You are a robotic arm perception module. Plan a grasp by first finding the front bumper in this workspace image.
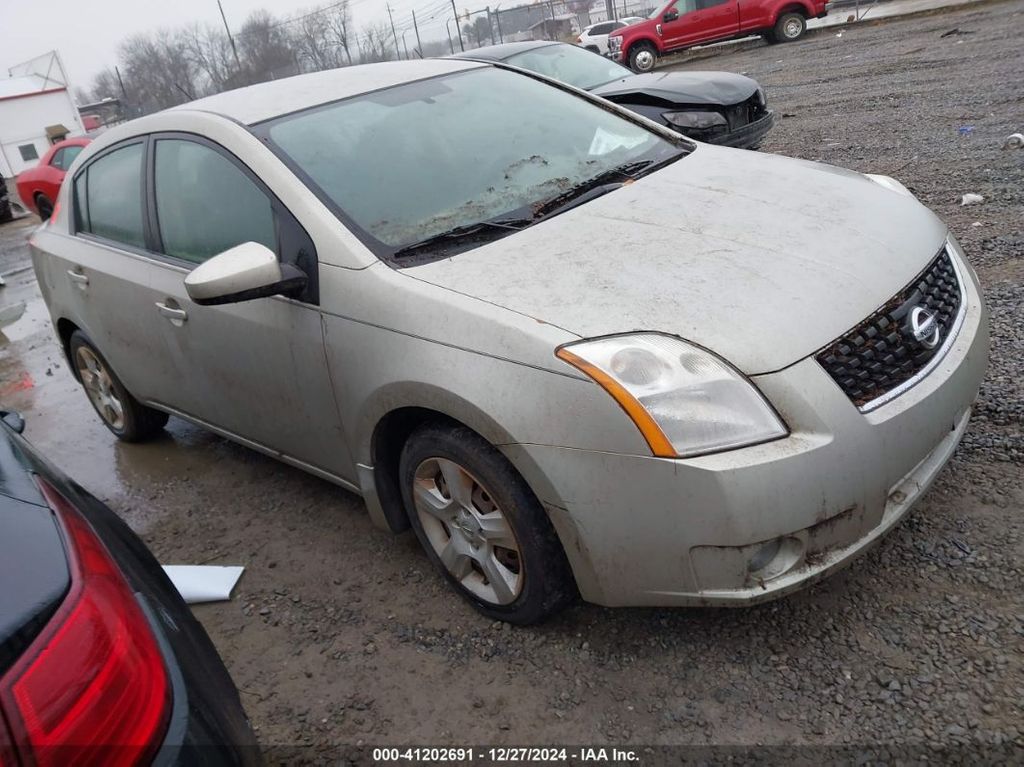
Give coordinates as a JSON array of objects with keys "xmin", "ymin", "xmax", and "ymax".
[
  {"xmin": 501, "ymin": 251, "xmax": 989, "ymax": 607},
  {"xmin": 707, "ymin": 110, "xmax": 775, "ymax": 149}
]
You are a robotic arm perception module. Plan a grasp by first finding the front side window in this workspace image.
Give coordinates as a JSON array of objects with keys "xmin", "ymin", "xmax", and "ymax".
[
  {"xmin": 154, "ymin": 139, "xmax": 276, "ymax": 264},
  {"xmin": 505, "ymin": 44, "xmax": 630, "ymax": 90},
  {"xmin": 264, "ymin": 67, "xmax": 684, "ymax": 260},
  {"xmin": 78, "ymin": 143, "xmax": 145, "ymax": 248}
]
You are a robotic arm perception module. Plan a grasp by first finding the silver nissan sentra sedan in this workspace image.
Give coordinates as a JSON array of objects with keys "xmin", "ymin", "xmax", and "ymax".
[{"xmin": 30, "ymin": 59, "xmax": 988, "ymax": 624}]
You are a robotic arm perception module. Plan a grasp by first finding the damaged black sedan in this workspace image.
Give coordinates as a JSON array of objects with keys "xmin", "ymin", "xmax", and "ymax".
[{"xmin": 453, "ymin": 41, "xmax": 773, "ymax": 149}]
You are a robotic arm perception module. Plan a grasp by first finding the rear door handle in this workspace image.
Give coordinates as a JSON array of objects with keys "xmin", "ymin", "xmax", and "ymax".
[
  {"xmin": 67, "ymin": 269, "xmax": 88, "ymax": 287},
  {"xmin": 155, "ymin": 302, "xmax": 188, "ymax": 324}
]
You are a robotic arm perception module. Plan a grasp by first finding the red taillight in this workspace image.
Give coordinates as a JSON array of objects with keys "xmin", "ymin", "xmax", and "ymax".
[
  {"xmin": 576, "ymin": 35, "xmax": 583, "ymax": 42},
  {"xmin": 0, "ymin": 478, "xmax": 171, "ymax": 767}
]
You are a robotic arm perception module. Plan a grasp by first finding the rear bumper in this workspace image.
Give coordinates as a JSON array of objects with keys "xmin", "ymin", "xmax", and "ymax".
[{"xmin": 502, "ymin": 249, "xmax": 989, "ymax": 607}]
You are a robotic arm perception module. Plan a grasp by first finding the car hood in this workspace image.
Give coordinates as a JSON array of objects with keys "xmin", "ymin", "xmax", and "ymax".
[
  {"xmin": 406, "ymin": 145, "xmax": 949, "ymax": 375},
  {"xmin": 590, "ymin": 70, "xmax": 759, "ymax": 106}
]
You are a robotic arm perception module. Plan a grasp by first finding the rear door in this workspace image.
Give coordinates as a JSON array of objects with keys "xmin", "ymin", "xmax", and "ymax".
[
  {"xmin": 144, "ymin": 134, "xmax": 354, "ymax": 481},
  {"xmin": 54, "ymin": 140, "xmax": 176, "ymax": 405}
]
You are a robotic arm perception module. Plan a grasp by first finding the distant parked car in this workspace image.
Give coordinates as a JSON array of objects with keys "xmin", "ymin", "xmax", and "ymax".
[
  {"xmin": 16, "ymin": 137, "xmax": 91, "ymax": 220},
  {"xmin": 456, "ymin": 41, "xmax": 773, "ymax": 148},
  {"xmin": 609, "ymin": 0, "xmax": 828, "ymax": 72},
  {"xmin": 575, "ymin": 17, "xmax": 645, "ymax": 54},
  {"xmin": 0, "ymin": 411, "xmax": 260, "ymax": 763}
]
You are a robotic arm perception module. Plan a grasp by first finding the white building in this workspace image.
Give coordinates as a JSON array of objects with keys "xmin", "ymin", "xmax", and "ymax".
[{"xmin": 0, "ymin": 52, "xmax": 84, "ymax": 178}]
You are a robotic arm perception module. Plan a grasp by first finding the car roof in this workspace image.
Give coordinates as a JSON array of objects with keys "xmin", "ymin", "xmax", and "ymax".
[
  {"xmin": 450, "ymin": 40, "xmax": 561, "ymax": 62},
  {"xmin": 172, "ymin": 58, "xmax": 486, "ymax": 126}
]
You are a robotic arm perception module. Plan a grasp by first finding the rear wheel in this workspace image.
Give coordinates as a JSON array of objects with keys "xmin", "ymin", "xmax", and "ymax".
[
  {"xmin": 69, "ymin": 331, "xmax": 169, "ymax": 442},
  {"xmin": 628, "ymin": 41, "xmax": 657, "ymax": 73},
  {"xmin": 400, "ymin": 422, "xmax": 575, "ymax": 624},
  {"xmin": 35, "ymin": 194, "xmax": 54, "ymax": 221},
  {"xmin": 771, "ymin": 12, "xmax": 806, "ymax": 42}
]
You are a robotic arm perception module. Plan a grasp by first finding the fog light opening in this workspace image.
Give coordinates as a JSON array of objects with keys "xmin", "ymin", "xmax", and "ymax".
[{"xmin": 747, "ymin": 536, "xmax": 803, "ymax": 584}]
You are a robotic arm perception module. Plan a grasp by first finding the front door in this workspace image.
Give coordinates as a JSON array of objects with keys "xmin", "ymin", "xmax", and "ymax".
[{"xmin": 144, "ymin": 135, "xmax": 355, "ymax": 482}]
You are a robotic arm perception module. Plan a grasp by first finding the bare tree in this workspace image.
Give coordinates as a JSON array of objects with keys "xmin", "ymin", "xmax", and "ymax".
[
  {"xmin": 183, "ymin": 23, "xmax": 235, "ymax": 94},
  {"xmin": 294, "ymin": 8, "xmax": 339, "ymax": 72},
  {"xmin": 323, "ymin": 0, "xmax": 354, "ymax": 66},
  {"xmin": 238, "ymin": 10, "xmax": 297, "ymax": 82},
  {"xmin": 358, "ymin": 22, "xmax": 393, "ymax": 64},
  {"xmin": 118, "ymin": 30, "xmax": 200, "ymax": 113}
]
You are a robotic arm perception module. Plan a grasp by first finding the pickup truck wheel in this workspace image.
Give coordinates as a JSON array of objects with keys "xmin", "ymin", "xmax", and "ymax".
[
  {"xmin": 69, "ymin": 331, "xmax": 169, "ymax": 442},
  {"xmin": 772, "ymin": 12, "xmax": 806, "ymax": 42},
  {"xmin": 400, "ymin": 421, "xmax": 576, "ymax": 624},
  {"xmin": 628, "ymin": 42, "xmax": 657, "ymax": 73}
]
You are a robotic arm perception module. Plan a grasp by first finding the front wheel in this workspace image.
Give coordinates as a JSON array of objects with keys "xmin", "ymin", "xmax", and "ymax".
[
  {"xmin": 399, "ymin": 422, "xmax": 576, "ymax": 624},
  {"xmin": 628, "ymin": 41, "xmax": 657, "ymax": 73},
  {"xmin": 69, "ymin": 330, "xmax": 169, "ymax": 442},
  {"xmin": 771, "ymin": 12, "xmax": 806, "ymax": 42}
]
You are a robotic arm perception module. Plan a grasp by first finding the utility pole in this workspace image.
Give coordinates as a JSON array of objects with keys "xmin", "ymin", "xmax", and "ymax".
[
  {"xmin": 412, "ymin": 10, "xmax": 423, "ymax": 57},
  {"xmin": 606, "ymin": 0, "xmax": 616, "ymax": 20},
  {"xmin": 386, "ymin": 4, "xmax": 401, "ymax": 60},
  {"xmin": 450, "ymin": 0, "xmax": 465, "ymax": 51},
  {"xmin": 486, "ymin": 7, "xmax": 496, "ymax": 44},
  {"xmin": 495, "ymin": 8, "xmax": 504, "ymax": 42},
  {"xmin": 216, "ymin": 0, "xmax": 242, "ymax": 69}
]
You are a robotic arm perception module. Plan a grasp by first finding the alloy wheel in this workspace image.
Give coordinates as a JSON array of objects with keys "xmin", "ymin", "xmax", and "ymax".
[
  {"xmin": 75, "ymin": 347, "xmax": 126, "ymax": 431},
  {"xmin": 412, "ymin": 457, "xmax": 523, "ymax": 605}
]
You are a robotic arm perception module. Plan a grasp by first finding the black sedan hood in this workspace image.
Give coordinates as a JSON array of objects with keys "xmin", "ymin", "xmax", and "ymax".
[{"xmin": 590, "ymin": 70, "xmax": 759, "ymax": 106}]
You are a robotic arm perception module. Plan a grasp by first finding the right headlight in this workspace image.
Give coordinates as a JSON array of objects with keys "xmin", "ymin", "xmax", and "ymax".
[
  {"xmin": 608, "ymin": 35, "xmax": 623, "ymax": 51},
  {"xmin": 662, "ymin": 111, "xmax": 728, "ymax": 131},
  {"xmin": 556, "ymin": 333, "xmax": 787, "ymax": 458}
]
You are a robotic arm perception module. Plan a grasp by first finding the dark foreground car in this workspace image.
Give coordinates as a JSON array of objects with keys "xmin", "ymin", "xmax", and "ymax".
[
  {"xmin": 0, "ymin": 178, "xmax": 12, "ymax": 224},
  {"xmin": 0, "ymin": 412, "xmax": 259, "ymax": 765},
  {"xmin": 453, "ymin": 41, "xmax": 773, "ymax": 148}
]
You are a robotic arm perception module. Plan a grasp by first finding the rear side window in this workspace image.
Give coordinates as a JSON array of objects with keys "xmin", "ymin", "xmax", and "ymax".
[
  {"xmin": 52, "ymin": 145, "xmax": 84, "ymax": 171},
  {"xmin": 77, "ymin": 143, "xmax": 145, "ymax": 248},
  {"xmin": 153, "ymin": 139, "xmax": 276, "ymax": 264}
]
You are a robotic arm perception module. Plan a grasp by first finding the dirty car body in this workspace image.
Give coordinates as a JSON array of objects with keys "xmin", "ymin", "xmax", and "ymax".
[
  {"xmin": 453, "ymin": 41, "xmax": 773, "ymax": 148},
  {"xmin": 29, "ymin": 60, "xmax": 987, "ymax": 622},
  {"xmin": 0, "ymin": 413, "xmax": 259, "ymax": 763}
]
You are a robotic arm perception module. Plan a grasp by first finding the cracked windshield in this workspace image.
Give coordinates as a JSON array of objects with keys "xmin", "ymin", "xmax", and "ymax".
[{"xmin": 266, "ymin": 67, "xmax": 683, "ymax": 252}]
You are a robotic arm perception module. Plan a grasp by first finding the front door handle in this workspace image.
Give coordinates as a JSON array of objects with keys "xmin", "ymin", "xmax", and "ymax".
[
  {"xmin": 155, "ymin": 301, "xmax": 188, "ymax": 325},
  {"xmin": 67, "ymin": 269, "xmax": 88, "ymax": 287}
]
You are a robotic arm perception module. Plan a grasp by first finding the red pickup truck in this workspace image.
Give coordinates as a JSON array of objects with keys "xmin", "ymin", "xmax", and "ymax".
[{"xmin": 608, "ymin": 0, "xmax": 828, "ymax": 72}]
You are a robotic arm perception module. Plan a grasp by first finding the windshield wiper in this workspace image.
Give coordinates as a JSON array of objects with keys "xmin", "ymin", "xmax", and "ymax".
[
  {"xmin": 392, "ymin": 217, "xmax": 532, "ymax": 259},
  {"xmin": 531, "ymin": 160, "xmax": 653, "ymax": 219}
]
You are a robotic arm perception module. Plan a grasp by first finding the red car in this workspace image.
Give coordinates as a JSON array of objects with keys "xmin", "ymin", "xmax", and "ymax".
[
  {"xmin": 15, "ymin": 137, "xmax": 91, "ymax": 221},
  {"xmin": 608, "ymin": 0, "xmax": 828, "ymax": 72}
]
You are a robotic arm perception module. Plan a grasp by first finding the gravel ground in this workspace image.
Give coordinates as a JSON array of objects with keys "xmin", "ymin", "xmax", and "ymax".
[{"xmin": 0, "ymin": 2, "xmax": 1021, "ymax": 762}]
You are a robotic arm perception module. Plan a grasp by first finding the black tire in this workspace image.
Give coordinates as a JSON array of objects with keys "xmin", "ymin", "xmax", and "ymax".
[
  {"xmin": 628, "ymin": 41, "xmax": 657, "ymax": 73},
  {"xmin": 399, "ymin": 421, "xmax": 576, "ymax": 625},
  {"xmin": 584, "ymin": 45, "xmax": 600, "ymax": 54},
  {"xmin": 35, "ymin": 194, "xmax": 54, "ymax": 221},
  {"xmin": 69, "ymin": 330, "xmax": 169, "ymax": 442},
  {"xmin": 771, "ymin": 12, "xmax": 806, "ymax": 42}
]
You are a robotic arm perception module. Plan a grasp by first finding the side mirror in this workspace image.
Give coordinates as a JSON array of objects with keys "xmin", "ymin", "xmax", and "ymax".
[
  {"xmin": 664, "ymin": 8, "xmax": 679, "ymax": 21},
  {"xmin": 184, "ymin": 242, "xmax": 307, "ymax": 306},
  {"xmin": 1, "ymin": 411, "xmax": 25, "ymax": 434}
]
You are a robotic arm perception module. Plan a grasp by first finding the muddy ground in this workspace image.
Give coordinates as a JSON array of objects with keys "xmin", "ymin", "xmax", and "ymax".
[{"xmin": 0, "ymin": 1, "xmax": 1021, "ymax": 760}]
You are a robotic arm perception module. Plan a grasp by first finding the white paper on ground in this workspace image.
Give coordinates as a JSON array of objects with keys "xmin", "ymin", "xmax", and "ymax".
[{"xmin": 162, "ymin": 565, "xmax": 244, "ymax": 604}]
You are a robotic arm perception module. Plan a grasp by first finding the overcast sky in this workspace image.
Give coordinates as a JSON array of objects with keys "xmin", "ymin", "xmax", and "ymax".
[{"xmin": 2, "ymin": 0, "xmax": 462, "ymax": 92}]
